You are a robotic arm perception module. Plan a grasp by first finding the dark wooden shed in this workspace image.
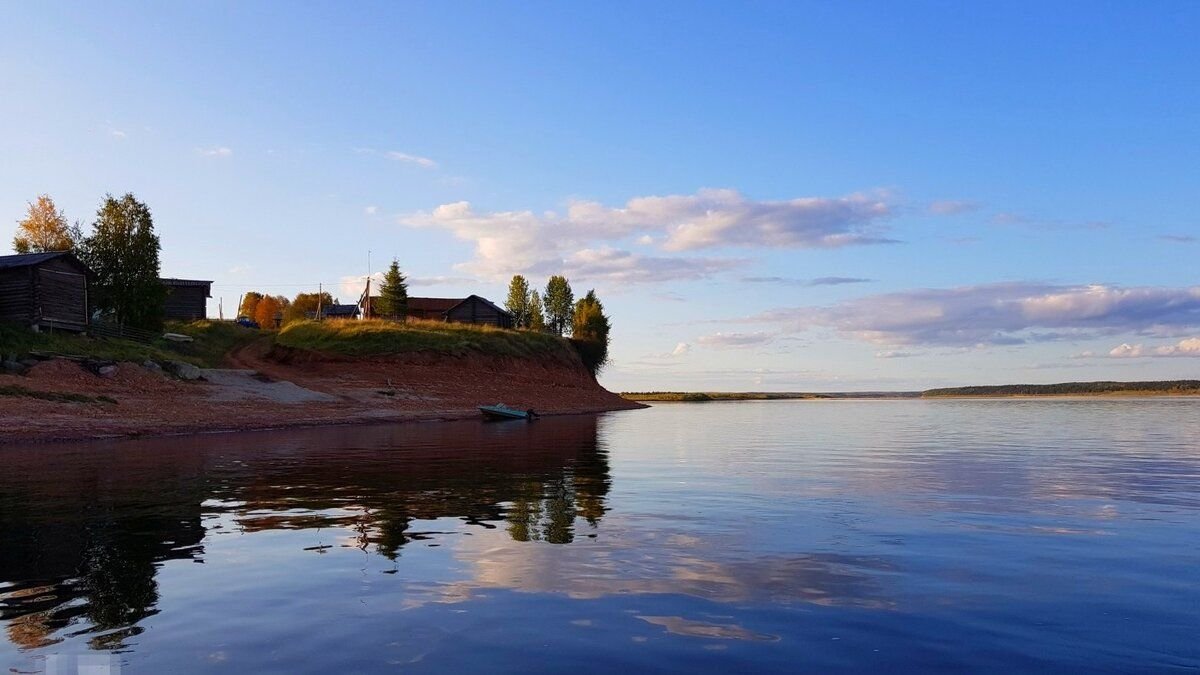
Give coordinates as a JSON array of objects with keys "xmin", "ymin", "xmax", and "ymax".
[
  {"xmin": 161, "ymin": 278, "xmax": 212, "ymax": 321},
  {"xmin": 0, "ymin": 252, "xmax": 92, "ymax": 332},
  {"xmin": 445, "ymin": 295, "xmax": 514, "ymax": 329},
  {"xmin": 406, "ymin": 297, "xmax": 463, "ymax": 321}
]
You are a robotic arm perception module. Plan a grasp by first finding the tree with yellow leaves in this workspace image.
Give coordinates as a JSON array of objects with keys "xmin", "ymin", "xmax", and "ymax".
[
  {"xmin": 13, "ymin": 195, "xmax": 81, "ymax": 254},
  {"xmin": 254, "ymin": 295, "xmax": 288, "ymax": 330}
]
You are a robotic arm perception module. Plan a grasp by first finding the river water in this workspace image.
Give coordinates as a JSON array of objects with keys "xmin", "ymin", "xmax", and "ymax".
[{"xmin": 1, "ymin": 400, "xmax": 1198, "ymax": 673}]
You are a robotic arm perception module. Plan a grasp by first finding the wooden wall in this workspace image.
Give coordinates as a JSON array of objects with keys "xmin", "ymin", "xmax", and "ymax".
[
  {"xmin": 33, "ymin": 258, "xmax": 88, "ymax": 331},
  {"xmin": 164, "ymin": 285, "xmax": 209, "ymax": 321},
  {"xmin": 445, "ymin": 297, "xmax": 514, "ymax": 328},
  {"xmin": 0, "ymin": 268, "xmax": 34, "ymax": 325}
]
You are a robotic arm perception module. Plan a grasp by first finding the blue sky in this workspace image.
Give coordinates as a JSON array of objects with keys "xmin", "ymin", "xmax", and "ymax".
[{"xmin": 2, "ymin": 2, "xmax": 1198, "ymax": 391}]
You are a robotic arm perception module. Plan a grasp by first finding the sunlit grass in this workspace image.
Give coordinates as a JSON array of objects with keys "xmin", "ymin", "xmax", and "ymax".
[
  {"xmin": 276, "ymin": 319, "xmax": 568, "ymax": 358},
  {"xmin": 0, "ymin": 319, "xmax": 259, "ymax": 367}
]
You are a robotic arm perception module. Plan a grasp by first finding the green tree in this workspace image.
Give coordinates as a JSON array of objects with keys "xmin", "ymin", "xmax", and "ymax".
[
  {"xmin": 79, "ymin": 194, "xmax": 166, "ymax": 330},
  {"xmin": 13, "ymin": 194, "xmax": 81, "ymax": 254},
  {"xmin": 528, "ymin": 289, "xmax": 546, "ymax": 332},
  {"xmin": 283, "ymin": 291, "xmax": 334, "ymax": 324},
  {"xmin": 238, "ymin": 292, "xmax": 264, "ymax": 320},
  {"xmin": 505, "ymin": 275, "xmax": 531, "ymax": 328},
  {"xmin": 544, "ymin": 275, "xmax": 575, "ymax": 336},
  {"xmin": 571, "ymin": 289, "xmax": 611, "ymax": 375},
  {"xmin": 376, "ymin": 259, "xmax": 409, "ymax": 320}
]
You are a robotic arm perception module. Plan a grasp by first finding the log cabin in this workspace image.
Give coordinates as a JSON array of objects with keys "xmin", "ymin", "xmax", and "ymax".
[
  {"xmin": 445, "ymin": 295, "xmax": 514, "ymax": 328},
  {"xmin": 0, "ymin": 252, "xmax": 93, "ymax": 332},
  {"xmin": 160, "ymin": 278, "xmax": 212, "ymax": 321},
  {"xmin": 359, "ymin": 294, "xmax": 514, "ymax": 328}
]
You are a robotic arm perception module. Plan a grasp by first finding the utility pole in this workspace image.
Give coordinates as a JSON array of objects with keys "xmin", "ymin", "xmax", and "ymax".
[{"xmin": 316, "ymin": 283, "xmax": 323, "ymax": 320}]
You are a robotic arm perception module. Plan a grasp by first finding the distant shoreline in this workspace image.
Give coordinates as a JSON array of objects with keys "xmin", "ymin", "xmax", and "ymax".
[{"xmin": 624, "ymin": 380, "xmax": 1200, "ymax": 402}]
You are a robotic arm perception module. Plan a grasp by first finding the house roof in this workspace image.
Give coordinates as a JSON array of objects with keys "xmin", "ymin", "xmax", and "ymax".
[
  {"xmin": 407, "ymin": 297, "xmax": 464, "ymax": 314},
  {"xmin": 447, "ymin": 294, "xmax": 514, "ymax": 318},
  {"xmin": 0, "ymin": 251, "xmax": 82, "ymax": 270},
  {"xmin": 160, "ymin": 278, "xmax": 213, "ymax": 287},
  {"xmin": 321, "ymin": 304, "xmax": 360, "ymax": 317}
]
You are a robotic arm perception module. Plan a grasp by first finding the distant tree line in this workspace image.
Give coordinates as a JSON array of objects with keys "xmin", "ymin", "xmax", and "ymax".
[
  {"xmin": 922, "ymin": 381, "xmax": 1200, "ymax": 397},
  {"xmin": 504, "ymin": 274, "xmax": 611, "ymax": 375},
  {"xmin": 12, "ymin": 193, "xmax": 166, "ymax": 331}
]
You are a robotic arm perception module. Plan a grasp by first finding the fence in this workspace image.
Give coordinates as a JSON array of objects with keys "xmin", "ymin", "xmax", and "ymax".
[{"xmin": 89, "ymin": 321, "xmax": 159, "ymax": 344}]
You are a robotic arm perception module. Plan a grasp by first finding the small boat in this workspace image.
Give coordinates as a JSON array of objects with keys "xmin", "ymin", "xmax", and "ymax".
[{"xmin": 479, "ymin": 404, "xmax": 538, "ymax": 421}]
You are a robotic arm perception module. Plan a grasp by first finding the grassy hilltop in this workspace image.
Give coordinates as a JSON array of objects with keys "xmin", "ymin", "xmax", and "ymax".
[
  {"xmin": 275, "ymin": 319, "xmax": 568, "ymax": 359},
  {"xmin": 1, "ymin": 318, "xmax": 592, "ymax": 371}
]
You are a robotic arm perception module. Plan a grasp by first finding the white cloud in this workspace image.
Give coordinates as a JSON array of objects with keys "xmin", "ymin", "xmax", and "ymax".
[
  {"xmin": 355, "ymin": 147, "xmax": 438, "ymax": 168},
  {"xmin": 1158, "ymin": 234, "xmax": 1196, "ymax": 244},
  {"xmin": 400, "ymin": 188, "xmax": 894, "ymax": 284},
  {"xmin": 552, "ymin": 247, "xmax": 742, "ymax": 284},
  {"xmin": 671, "ymin": 342, "xmax": 691, "ymax": 357},
  {"xmin": 697, "ymin": 332, "xmax": 775, "ymax": 349},
  {"xmin": 409, "ymin": 275, "xmax": 478, "ymax": 287},
  {"xmin": 875, "ymin": 350, "xmax": 917, "ymax": 359},
  {"xmin": 364, "ymin": 205, "xmax": 379, "ymax": 216},
  {"xmin": 1108, "ymin": 337, "xmax": 1200, "ymax": 358},
  {"xmin": 110, "ymin": 129, "xmax": 127, "ymax": 139},
  {"xmin": 736, "ymin": 283, "xmax": 1200, "ymax": 347},
  {"xmin": 199, "ymin": 146, "xmax": 233, "ymax": 157},
  {"xmin": 339, "ymin": 273, "xmax": 379, "ymax": 301},
  {"xmin": 384, "ymin": 151, "xmax": 437, "ymax": 168}
]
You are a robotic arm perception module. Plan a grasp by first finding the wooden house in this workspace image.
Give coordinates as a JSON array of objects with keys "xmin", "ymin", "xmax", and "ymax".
[
  {"xmin": 0, "ymin": 252, "xmax": 92, "ymax": 332},
  {"xmin": 161, "ymin": 278, "xmax": 212, "ymax": 321},
  {"xmin": 320, "ymin": 304, "xmax": 361, "ymax": 320},
  {"xmin": 445, "ymin": 295, "xmax": 514, "ymax": 328},
  {"xmin": 358, "ymin": 294, "xmax": 514, "ymax": 328},
  {"xmin": 406, "ymin": 297, "xmax": 462, "ymax": 321}
]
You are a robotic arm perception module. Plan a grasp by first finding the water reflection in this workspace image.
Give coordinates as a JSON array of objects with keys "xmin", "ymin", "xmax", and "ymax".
[
  {"xmin": 2, "ymin": 401, "xmax": 1198, "ymax": 672},
  {"xmin": 0, "ymin": 417, "xmax": 611, "ymax": 650}
]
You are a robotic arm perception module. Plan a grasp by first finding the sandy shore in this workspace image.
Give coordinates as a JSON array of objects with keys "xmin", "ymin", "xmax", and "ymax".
[{"xmin": 0, "ymin": 343, "xmax": 643, "ymax": 444}]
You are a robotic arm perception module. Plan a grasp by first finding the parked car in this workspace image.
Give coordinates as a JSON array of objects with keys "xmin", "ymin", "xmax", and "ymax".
[{"xmin": 235, "ymin": 316, "xmax": 260, "ymax": 329}]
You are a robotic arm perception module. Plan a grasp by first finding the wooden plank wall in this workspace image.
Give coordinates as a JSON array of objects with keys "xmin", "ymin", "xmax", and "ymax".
[
  {"xmin": 0, "ymin": 268, "xmax": 34, "ymax": 324},
  {"xmin": 445, "ymin": 297, "xmax": 513, "ymax": 328},
  {"xmin": 164, "ymin": 285, "xmax": 209, "ymax": 321},
  {"xmin": 35, "ymin": 265, "xmax": 88, "ymax": 331}
]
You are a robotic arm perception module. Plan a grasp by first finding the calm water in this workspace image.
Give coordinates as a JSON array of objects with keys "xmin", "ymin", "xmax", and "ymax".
[{"xmin": 2, "ymin": 400, "xmax": 1199, "ymax": 673}]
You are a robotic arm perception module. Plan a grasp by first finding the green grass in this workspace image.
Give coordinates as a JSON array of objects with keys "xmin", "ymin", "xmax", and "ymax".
[
  {"xmin": 0, "ymin": 319, "xmax": 259, "ymax": 368},
  {"xmin": 276, "ymin": 319, "xmax": 569, "ymax": 359},
  {"xmin": 0, "ymin": 384, "xmax": 117, "ymax": 405},
  {"xmin": 160, "ymin": 320, "xmax": 261, "ymax": 367}
]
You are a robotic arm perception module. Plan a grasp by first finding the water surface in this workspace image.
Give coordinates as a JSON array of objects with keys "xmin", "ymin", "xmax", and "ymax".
[{"xmin": 2, "ymin": 400, "xmax": 1198, "ymax": 672}]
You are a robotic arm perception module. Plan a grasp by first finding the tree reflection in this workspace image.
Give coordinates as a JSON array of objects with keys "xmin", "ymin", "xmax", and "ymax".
[{"xmin": 0, "ymin": 415, "xmax": 610, "ymax": 650}]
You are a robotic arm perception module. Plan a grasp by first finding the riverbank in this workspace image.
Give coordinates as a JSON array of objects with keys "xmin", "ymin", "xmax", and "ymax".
[
  {"xmin": 0, "ymin": 322, "xmax": 641, "ymax": 444},
  {"xmin": 623, "ymin": 391, "xmax": 920, "ymax": 402}
]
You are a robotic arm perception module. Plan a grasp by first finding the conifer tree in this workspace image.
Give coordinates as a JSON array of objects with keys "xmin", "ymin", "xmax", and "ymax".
[{"xmin": 376, "ymin": 259, "xmax": 409, "ymax": 319}]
